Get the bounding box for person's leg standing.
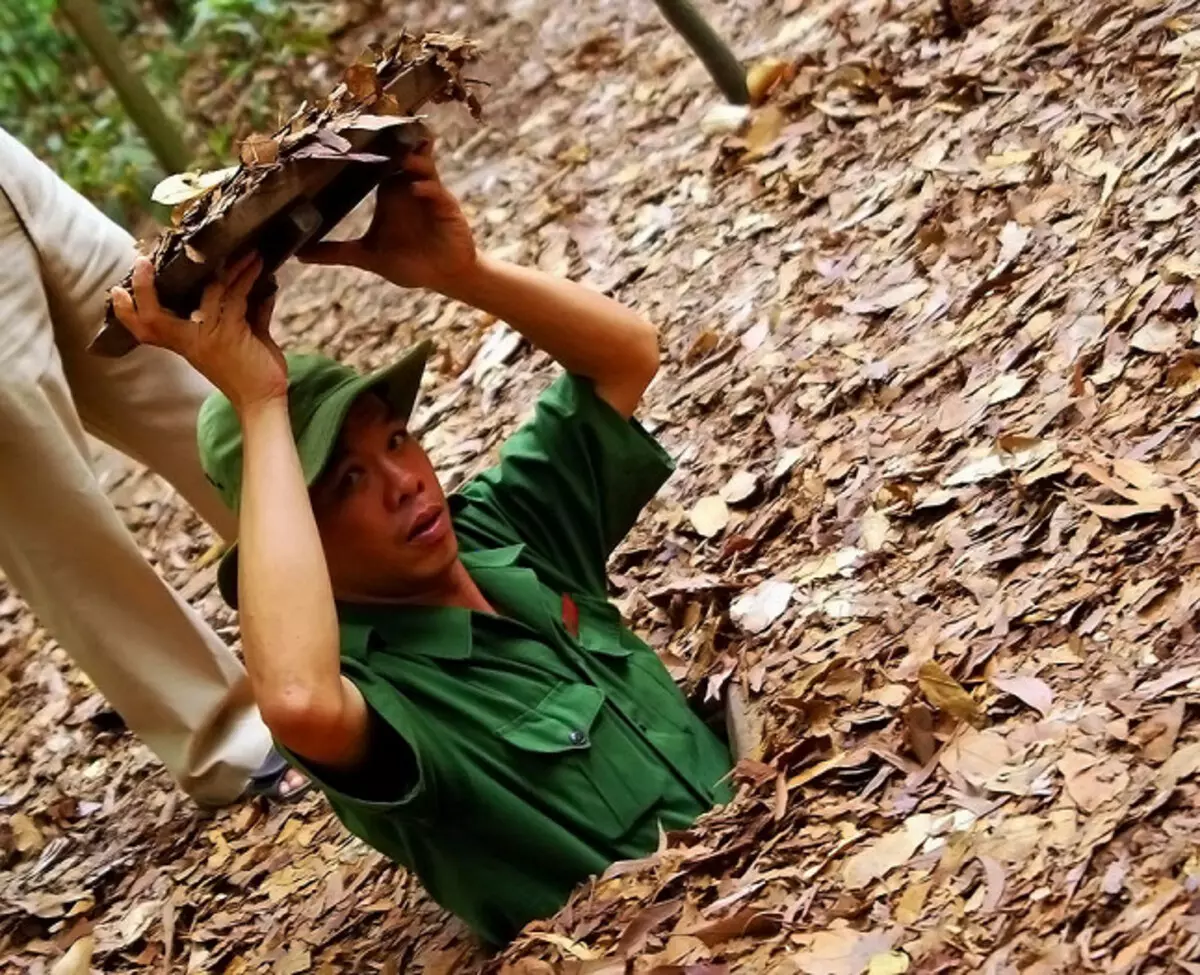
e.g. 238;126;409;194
0;127;271;804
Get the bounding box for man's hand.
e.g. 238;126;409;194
112;252;287;415
297;136;477;293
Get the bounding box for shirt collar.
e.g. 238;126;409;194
461;543;525;571
337;544;527;660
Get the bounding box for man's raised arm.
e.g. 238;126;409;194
112;255;371;770
299;139;660;419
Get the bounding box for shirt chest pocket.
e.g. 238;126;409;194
574;597;694;734
495;680;666;841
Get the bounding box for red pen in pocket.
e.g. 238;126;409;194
561;593;580;638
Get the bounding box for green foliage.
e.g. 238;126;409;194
178;0;329;148
0;0;150;221
0;0;327;226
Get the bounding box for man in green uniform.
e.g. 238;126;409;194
112;136;732;945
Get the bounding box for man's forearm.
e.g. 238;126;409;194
438;256;659;418
237;398;368;767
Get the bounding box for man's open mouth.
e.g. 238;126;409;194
407;505;444;543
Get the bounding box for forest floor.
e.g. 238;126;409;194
7;0;1200;972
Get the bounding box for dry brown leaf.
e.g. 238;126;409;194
987;148;1036;167
149;167;236;207
944;438;1057;486
721;470;760;506
987;373;1027;404
1124;485;1175;508
1112;457;1162;489
1080;498;1169;520
688;495;729;537
729;580;794;634
918;661;985;727
993;221;1030;271
1135;665;1200;700
1132;701;1186;764
1164;29;1200;56
92;899;161;953
10;812;43;852
700;103;751;136
843;814;934;889
1058;751;1129;813
1130;320;1180;354
684;328;720;362
895;881;931;926
1144;197;1186;223
1160;254;1200;283
525;933;601;961
49;936;94;975
860;507;890;552
206;831;231;870
867;952;910;975
276;944;313;975
1154;741;1200;790
793;924;897;975
977;855;1007;913
940;727;1011;788
239;133;280;167
795;547;865;584
1102;857;1129;895
499;962;557;975
683;909;782;947
747;58;790;104
904;704;937;765
989;673;1054;716
745;105;786;154
343;62;381;101
618;898;683;958
846;279;928;315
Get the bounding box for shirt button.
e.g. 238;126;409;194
568;729;588;746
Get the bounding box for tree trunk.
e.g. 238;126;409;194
57;0;191;174
654;0;748;105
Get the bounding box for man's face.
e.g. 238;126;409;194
311;393;457;602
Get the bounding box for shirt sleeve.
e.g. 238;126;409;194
274;664;435;816
457;373;674;596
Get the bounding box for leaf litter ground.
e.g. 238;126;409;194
7;0;1200;972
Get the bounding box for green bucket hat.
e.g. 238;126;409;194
198;340;432;607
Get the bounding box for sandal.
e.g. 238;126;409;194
245;748;312;803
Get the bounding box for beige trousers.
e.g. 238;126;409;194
0;127;270;804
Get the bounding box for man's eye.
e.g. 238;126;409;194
388;430;408;451
339;468;364;494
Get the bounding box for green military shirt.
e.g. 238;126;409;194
289;374;732;945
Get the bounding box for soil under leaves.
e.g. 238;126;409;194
6;0;1200;972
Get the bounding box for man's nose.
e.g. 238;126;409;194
382;459;421;509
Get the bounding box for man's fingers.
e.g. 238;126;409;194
130;257;166;319
118;261;191;346
112;285;187;349
408;179;441;200
220;250;259;283
197;275;223;326
251;293;277;337
227;255;264;310
110;287;145;337
197;254;260;326
217;257;261;326
409;179;460;219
